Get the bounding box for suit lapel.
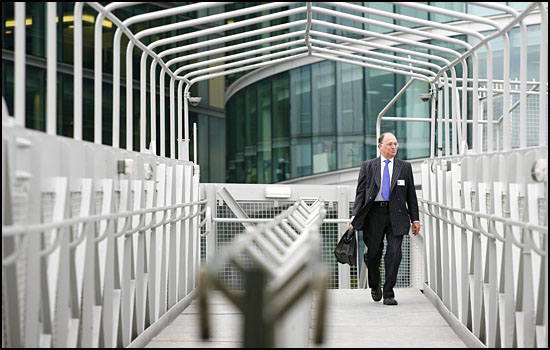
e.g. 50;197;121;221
373;157;381;189
390;158;402;193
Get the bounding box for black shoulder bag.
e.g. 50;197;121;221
333;228;357;266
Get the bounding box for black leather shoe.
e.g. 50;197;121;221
371;287;382;302
383;297;398;305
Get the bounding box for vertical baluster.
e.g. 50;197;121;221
428;161;437;293
451;162;466;323
171;165;184;307
439;160;450;307
79;216;96;347
509;182;524;346
99;179;116;348
462;180;476;333
112;179;129;347
192;165;201;289
183;165;193;296
433;160;442;297
136;180;155;333
150;164;166;323
420;162;431;290
446;161;458;316
159;166;174;317
470;184;483;339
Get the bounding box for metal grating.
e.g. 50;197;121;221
215;200;294;289
320;202;339;289
203;199;415;290
208;200;347;289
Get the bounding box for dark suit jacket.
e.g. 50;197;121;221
351;157;419;235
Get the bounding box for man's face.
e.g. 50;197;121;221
378;134;398;159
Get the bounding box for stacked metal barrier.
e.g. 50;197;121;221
2;106;204;348
419;146;547;347
199;199;327;348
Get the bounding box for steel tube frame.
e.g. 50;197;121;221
390;2;507;153
68;2;545;159
329;1;488;153
311;5;471;156
92;1;534;161
123;4;308;158
14;3;25;127
307;19;460;156
46;3;56;135
470;3;528;151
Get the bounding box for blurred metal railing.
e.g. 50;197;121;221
198;199;327;348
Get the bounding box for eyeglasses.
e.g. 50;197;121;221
380;142;398;147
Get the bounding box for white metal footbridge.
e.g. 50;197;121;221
2;2;547;348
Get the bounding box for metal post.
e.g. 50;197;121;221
14;3;25;127
46;3;56;135
243;269;273;348
159;68;166;157
183;85;191;162
376;78;417;156
430;83;436;159
539;3;548;147
150;60;158;155
337;186;350;288
169;78;175;158
126;42;134;151
178;81;184;160
140;52;148;152
74;3;83;141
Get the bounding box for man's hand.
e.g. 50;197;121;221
412;222;421;235
349;223;355;231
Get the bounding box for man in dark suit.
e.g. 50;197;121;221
350;132;420;305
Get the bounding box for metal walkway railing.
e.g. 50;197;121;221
419;147;548;348
1;113;203;347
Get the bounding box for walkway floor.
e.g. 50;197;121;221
146;288;466;348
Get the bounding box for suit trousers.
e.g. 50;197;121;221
362;203;403;299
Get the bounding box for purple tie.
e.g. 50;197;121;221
382;159;390;200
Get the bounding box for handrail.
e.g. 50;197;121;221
419;198;547;236
2;200;207;237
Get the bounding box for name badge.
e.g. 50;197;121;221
398;179;405;186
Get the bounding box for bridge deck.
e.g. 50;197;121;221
146;288;466;348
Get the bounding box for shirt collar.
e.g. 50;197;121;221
381;155;394;163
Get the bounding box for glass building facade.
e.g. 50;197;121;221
225;2;546;183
